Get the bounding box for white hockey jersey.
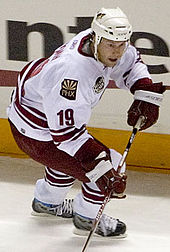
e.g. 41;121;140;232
8;28;151;157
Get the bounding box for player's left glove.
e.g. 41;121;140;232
74;138;127;198
127;79;165;131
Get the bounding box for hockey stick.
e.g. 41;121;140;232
81;116;144;252
164;85;170;90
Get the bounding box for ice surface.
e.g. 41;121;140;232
0;156;170;252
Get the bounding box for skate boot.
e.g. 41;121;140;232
32;198;73;218
73;213;126;238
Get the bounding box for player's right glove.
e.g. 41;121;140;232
127;79;165;131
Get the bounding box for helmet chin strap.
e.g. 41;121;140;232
93;35;102;62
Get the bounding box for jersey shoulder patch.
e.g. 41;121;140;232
60;79;78;100
93;76;105;94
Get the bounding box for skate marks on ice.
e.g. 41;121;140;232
0;156;170;252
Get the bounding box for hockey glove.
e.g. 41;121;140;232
127;79;165;131
95;168;127;197
84;154;127;197
75;138;127;197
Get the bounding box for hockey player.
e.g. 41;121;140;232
7;7;165;238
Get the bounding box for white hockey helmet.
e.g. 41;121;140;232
91;7;132;59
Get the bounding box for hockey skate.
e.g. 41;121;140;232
73;213;126;239
32;198;73;218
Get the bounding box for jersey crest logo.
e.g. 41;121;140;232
60;79;78;100
93;76;105;94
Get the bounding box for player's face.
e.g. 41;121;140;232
97;38;126;67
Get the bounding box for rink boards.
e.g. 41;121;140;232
1;85;170;174
0;0;170;173
1;117;170;173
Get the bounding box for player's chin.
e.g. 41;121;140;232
106;60;117;67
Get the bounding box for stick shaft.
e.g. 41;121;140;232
81;194;110;252
117;127;137;173
164;85;170;90
81;116;144;252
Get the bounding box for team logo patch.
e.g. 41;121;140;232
93;76;105;94
60;79;78;100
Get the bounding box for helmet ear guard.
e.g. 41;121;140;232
91;7;132;60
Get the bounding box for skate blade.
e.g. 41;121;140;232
31;211;73;219
31;210;61;218
73;228;127;240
